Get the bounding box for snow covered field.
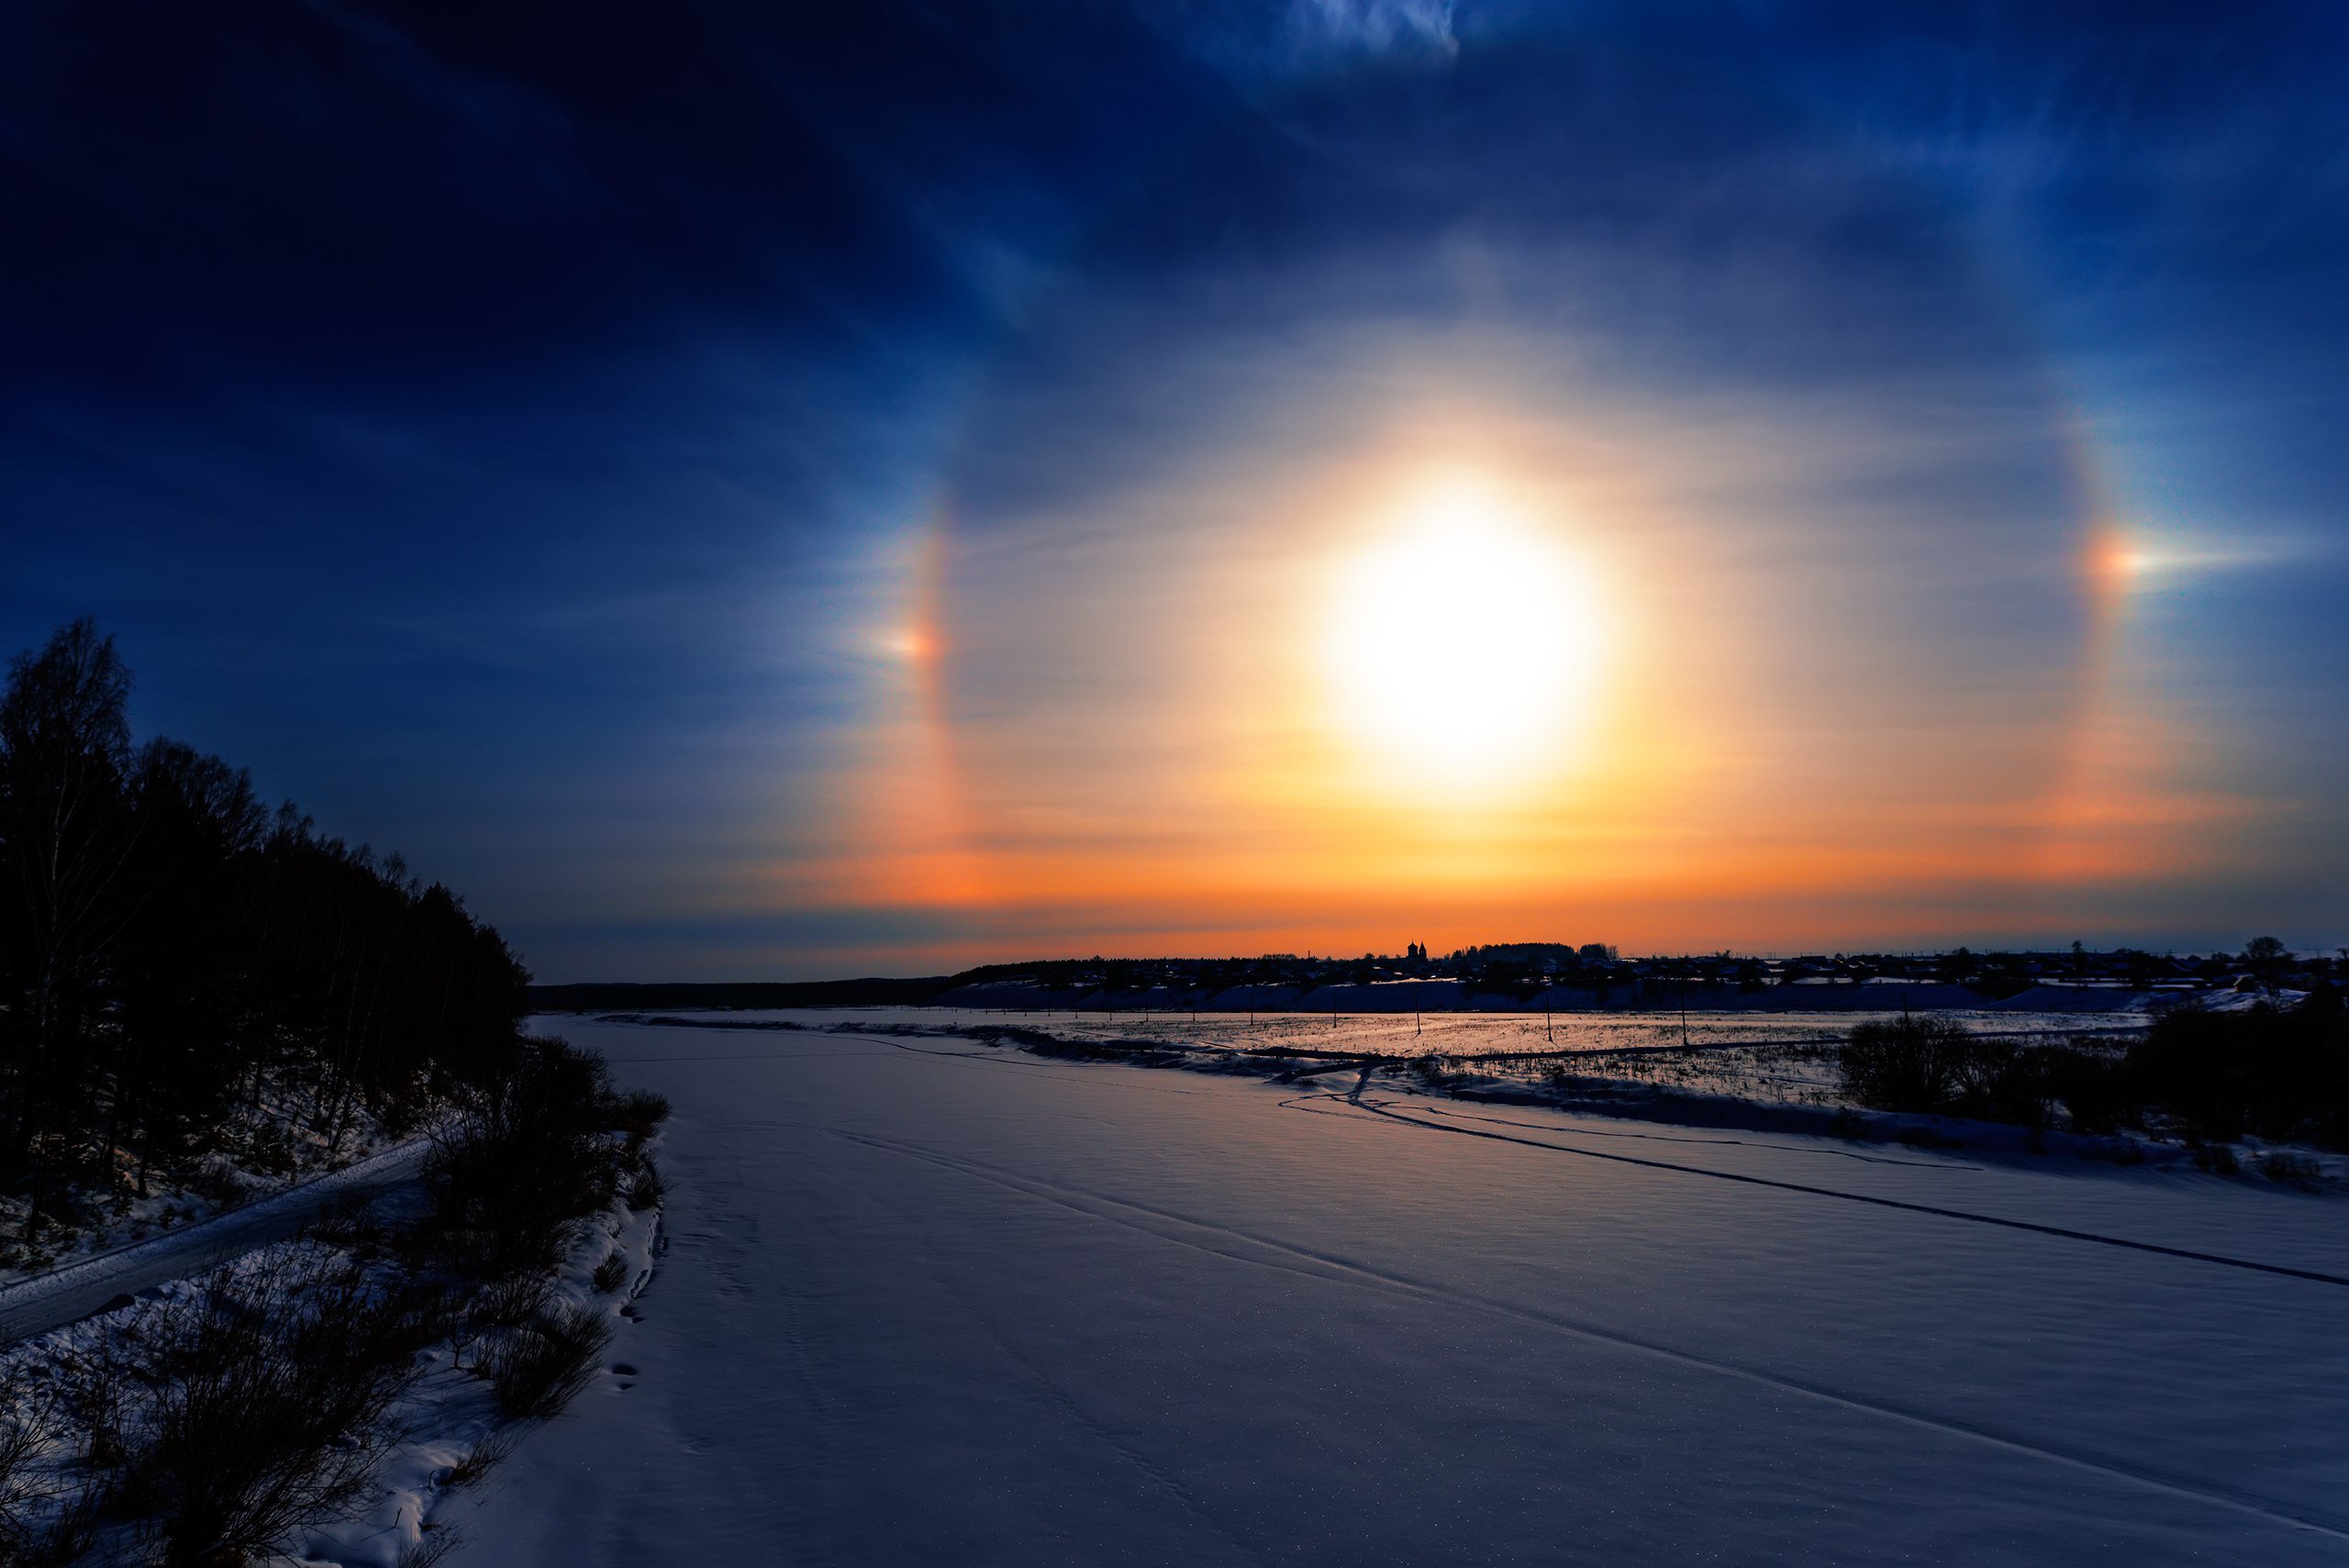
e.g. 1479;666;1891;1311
617;1004;2148;1058
437;1015;2349;1565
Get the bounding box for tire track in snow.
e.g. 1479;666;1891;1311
1403;1103;1977;1168
777;1152;874;1568
827;1126;2349;1545
862;1166;1267;1567
1314;1095;2349;1287
1330;1054;1975;1169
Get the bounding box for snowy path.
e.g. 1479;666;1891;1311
0;1138;429;1346
442;1018;2349;1565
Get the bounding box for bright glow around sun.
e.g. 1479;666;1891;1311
1320;472;1607;790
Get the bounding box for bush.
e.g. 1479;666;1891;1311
100;1254;442;1566
2041;1044;2134;1134
484;1304;614;1420
424;1039;640;1278
305;1189;387;1254
471;1273;554;1331
2258;1151;2321;1184
626;1157;667;1212
2127;1003;2349;1146
395;1523;468;1567
2188;1140;2241;1175
591;1253;629;1294
1839;1021;2154;1131
0;1387;84;1563
612;1089;671;1147
439;1423;522;1489
1839;1018;1977;1112
1937;1035;2034;1118
1838;1000;2348;1154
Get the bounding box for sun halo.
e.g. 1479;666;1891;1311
1319;474;1608;796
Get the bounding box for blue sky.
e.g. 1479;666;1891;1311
4;2;2343;978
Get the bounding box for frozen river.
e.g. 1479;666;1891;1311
441;1015;2349;1565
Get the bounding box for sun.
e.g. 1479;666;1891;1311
1319;473;1606;792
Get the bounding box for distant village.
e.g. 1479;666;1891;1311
531;939;2343;1017
914;939;2340;1016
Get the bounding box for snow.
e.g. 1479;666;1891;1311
0;1091;422;1287
0;1151;662;1567
435;1015;2349;1565
293;1195;665;1568
0;1136;429;1346
599;1004;2149;1059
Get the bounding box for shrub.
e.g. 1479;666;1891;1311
306;1189;386;1252
0;1387;84;1563
102;1254;441;1566
2188;1140;2241;1175
2127;1002;2348;1146
395;1523;468;1567
612;1089;672;1147
1838;1017;1977;1112
1829;998;2349;1157
440;1423;522;1489
471;1273;554;1331
591;1253;629;1294
626;1157;667;1212
425;1039;633;1278
484;1304;614;1420
2258;1151;2321;1184
2042;1045;2134;1134
1936;1036;2075;1127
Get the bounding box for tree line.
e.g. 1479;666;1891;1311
0;619;530;1244
1842;993;2347;1152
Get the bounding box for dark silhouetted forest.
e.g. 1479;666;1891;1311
0;619;530;1244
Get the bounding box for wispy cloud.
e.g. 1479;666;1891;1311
296;0;607;213
1291;0;1459;57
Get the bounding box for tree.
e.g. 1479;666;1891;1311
0;618;139;1234
1840;1016;1976;1112
2243;936;2291;979
0;619;535;1248
114;740;269;1191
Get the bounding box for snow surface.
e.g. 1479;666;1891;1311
0;1136;429;1346
439;1016;2349;1565
0;1152;661;1567
0;1092;420;1288
296;1194;666;1568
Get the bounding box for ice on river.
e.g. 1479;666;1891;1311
439;1015;2349;1565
